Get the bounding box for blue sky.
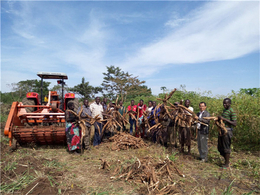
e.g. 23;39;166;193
1;0;259;97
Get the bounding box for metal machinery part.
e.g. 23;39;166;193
4;72;70;148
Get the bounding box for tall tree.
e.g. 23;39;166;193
160;86;167;93
101;66;151;101
68;77;102;100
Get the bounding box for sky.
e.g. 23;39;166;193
1;0;259;97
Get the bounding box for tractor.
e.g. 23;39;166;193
4;72;79;149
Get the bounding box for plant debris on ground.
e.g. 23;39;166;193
109;132;148;151
1;122;259;194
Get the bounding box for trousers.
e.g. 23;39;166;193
93;122;103;146
129;118;136;135
197;132;208;160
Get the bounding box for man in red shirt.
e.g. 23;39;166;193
136;99;147;138
127;100;137;135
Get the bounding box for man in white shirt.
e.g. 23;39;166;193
195;102;210;162
185;99;194;113
90;97;104;146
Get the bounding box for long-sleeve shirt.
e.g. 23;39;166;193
90;102;104;120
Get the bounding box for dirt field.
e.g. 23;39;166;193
1;122;259;195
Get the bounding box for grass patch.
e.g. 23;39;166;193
2;161;17;172
169;152;178;162
0;172;35;193
44;159;63;169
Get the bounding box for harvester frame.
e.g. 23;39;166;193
4;72;77;149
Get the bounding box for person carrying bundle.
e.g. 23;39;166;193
90;97;104;146
118;100;126;132
217;98;237;169
136;99;147;138
127;100;137;135
65;102;81;154
77;99;92;150
194;102;210;162
179;100;193;155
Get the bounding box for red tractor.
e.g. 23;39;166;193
22;72;78;112
4;72;79;149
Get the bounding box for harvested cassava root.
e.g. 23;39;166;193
203;117;227;135
102;156;183;194
109;132;148;151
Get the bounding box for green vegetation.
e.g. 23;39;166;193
169;152;178;162
101;65;151;100
68;77;102;100
0;173;34;193
1;67;259;150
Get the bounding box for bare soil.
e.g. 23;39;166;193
1;125;259;194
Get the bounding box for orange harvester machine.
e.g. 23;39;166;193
4;72;68;147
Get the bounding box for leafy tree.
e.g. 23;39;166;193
68;77;102;100
0;91;21;104
127;85;152;100
239;88;260;97
101;65;151;101
7;79;50;99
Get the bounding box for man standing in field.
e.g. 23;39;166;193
118;100;126;132
127;100;137;135
218;98;237;169
185;99;194;113
195;102;210;162
185;99;196;140
167;102;179;148
102;98;108;112
179;100;193;154
90;97;104;146
77;99;92;150
148;101;159;142
136;99;147;138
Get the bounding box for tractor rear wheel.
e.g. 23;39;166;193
22;98;36;112
67;98;79;112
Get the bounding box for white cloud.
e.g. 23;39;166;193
120;1;259;77
1;1;259;96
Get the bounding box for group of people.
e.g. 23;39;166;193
65;96;237;169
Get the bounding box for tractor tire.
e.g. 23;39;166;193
22;97;36;113
67;98;79;112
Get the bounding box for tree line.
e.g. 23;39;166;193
1;65;152;104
